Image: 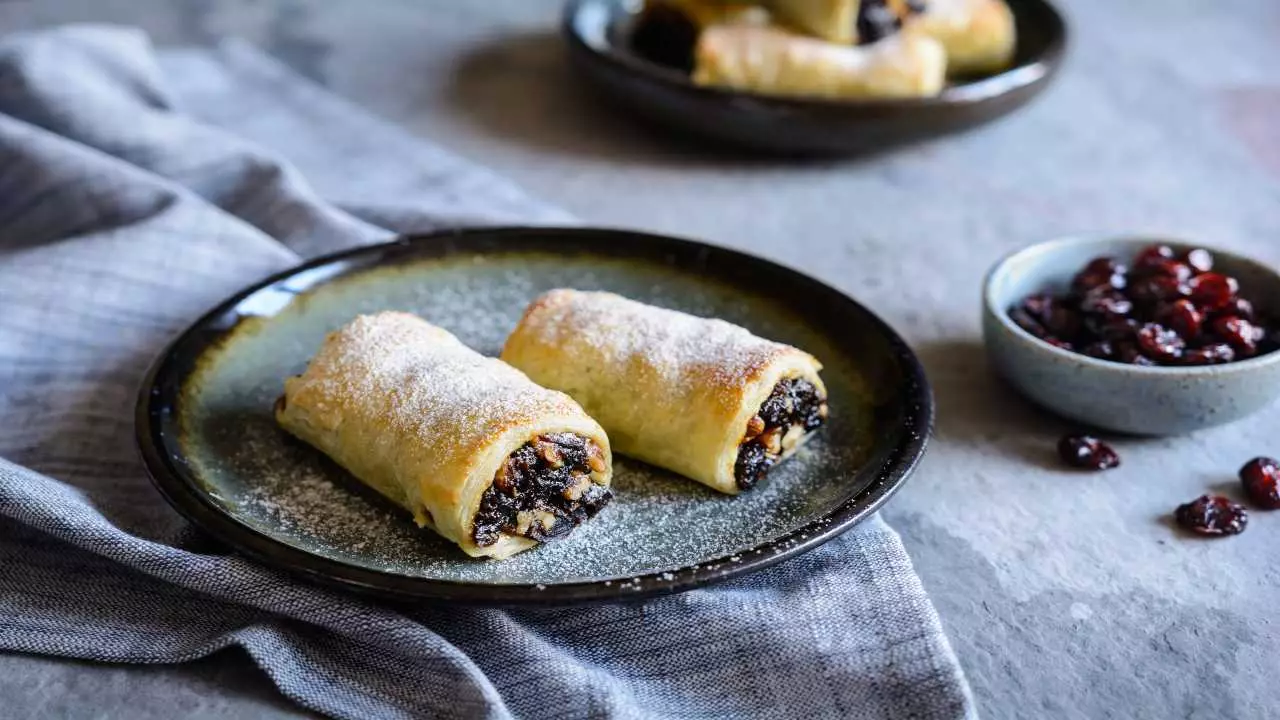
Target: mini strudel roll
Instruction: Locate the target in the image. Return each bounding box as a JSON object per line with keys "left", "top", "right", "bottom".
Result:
{"left": 275, "top": 312, "right": 613, "bottom": 559}
{"left": 692, "top": 23, "right": 946, "bottom": 99}
{"left": 767, "top": 0, "right": 1016, "bottom": 76}
{"left": 501, "top": 290, "right": 828, "bottom": 495}
{"left": 902, "top": 0, "right": 1016, "bottom": 76}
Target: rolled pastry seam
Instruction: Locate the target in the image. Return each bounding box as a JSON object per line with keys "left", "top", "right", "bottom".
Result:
{"left": 501, "top": 290, "right": 828, "bottom": 495}
{"left": 275, "top": 312, "right": 613, "bottom": 559}
{"left": 692, "top": 23, "right": 947, "bottom": 99}
{"left": 902, "top": 0, "right": 1016, "bottom": 76}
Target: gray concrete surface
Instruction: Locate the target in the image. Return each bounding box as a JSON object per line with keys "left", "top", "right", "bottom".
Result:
{"left": 2, "top": 0, "right": 1279, "bottom": 718}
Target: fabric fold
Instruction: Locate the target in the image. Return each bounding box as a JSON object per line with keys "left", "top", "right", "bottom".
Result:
{"left": 0, "top": 25, "right": 973, "bottom": 720}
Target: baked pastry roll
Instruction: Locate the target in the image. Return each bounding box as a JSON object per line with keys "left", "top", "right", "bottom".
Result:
{"left": 902, "top": 0, "right": 1016, "bottom": 76}
{"left": 501, "top": 290, "right": 828, "bottom": 495}
{"left": 275, "top": 311, "right": 613, "bottom": 559}
{"left": 766, "top": 0, "right": 901, "bottom": 45}
{"left": 768, "top": 0, "right": 1016, "bottom": 75}
{"left": 692, "top": 22, "right": 946, "bottom": 99}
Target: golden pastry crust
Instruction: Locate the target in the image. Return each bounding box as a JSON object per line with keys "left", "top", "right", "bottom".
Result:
{"left": 501, "top": 290, "right": 825, "bottom": 495}
{"left": 692, "top": 23, "right": 947, "bottom": 99}
{"left": 767, "top": 0, "right": 860, "bottom": 44}
{"left": 906, "top": 0, "right": 1016, "bottom": 75}
{"left": 276, "top": 311, "right": 613, "bottom": 559}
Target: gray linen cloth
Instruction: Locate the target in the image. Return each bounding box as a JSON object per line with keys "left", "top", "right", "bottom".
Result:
{"left": 0, "top": 26, "right": 973, "bottom": 720}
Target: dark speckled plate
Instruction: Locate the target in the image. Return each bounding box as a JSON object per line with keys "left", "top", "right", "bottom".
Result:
{"left": 563, "top": 0, "right": 1067, "bottom": 155}
{"left": 137, "top": 227, "right": 931, "bottom": 604}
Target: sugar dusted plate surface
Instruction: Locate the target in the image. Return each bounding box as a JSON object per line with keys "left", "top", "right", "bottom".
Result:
{"left": 137, "top": 227, "right": 931, "bottom": 603}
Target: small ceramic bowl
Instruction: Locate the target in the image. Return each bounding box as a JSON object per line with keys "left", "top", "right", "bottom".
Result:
{"left": 982, "top": 235, "right": 1280, "bottom": 435}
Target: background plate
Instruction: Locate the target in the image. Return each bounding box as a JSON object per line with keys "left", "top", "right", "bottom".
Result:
{"left": 562, "top": 0, "right": 1068, "bottom": 155}
{"left": 137, "top": 227, "right": 932, "bottom": 603}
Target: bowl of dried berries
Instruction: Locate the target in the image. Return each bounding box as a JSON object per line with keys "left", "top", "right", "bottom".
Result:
{"left": 982, "top": 235, "right": 1280, "bottom": 434}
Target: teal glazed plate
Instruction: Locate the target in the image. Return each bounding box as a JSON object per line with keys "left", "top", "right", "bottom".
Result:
{"left": 136, "top": 227, "right": 932, "bottom": 604}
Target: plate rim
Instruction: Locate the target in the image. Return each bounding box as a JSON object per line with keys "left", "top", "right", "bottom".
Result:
{"left": 561, "top": 0, "right": 1069, "bottom": 110}
{"left": 135, "top": 226, "right": 934, "bottom": 605}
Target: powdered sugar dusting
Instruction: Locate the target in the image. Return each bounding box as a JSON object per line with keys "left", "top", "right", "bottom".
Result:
{"left": 287, "top": 312, "right": 579, "bottom": 462}
{"left": 523, "top": 289, "right": 795, "bottom": 390}
{"left": 180, "top": 250, "right": 878, "bottom": 584}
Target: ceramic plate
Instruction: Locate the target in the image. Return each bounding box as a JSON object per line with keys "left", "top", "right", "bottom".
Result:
{"left": 562, "top": 0, "right": 1067, "bottom": 155}
{"left": 137, "top": 227, "right": 931, "bottom": 603}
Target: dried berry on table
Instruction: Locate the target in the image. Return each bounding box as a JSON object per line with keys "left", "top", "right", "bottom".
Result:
{"left": 1239, "top": 457, "right": 1280, "bottom": 509}
{"left": 1057, "top": 434, "right": 1120, "bottom": 470}
{"left": 1174, "top": 495, "right": 1248, "bottom": 536}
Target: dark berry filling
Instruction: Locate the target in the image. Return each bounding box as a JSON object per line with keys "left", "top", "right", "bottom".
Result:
{"left": 1008, "top": 245, "right": 1277, "bottom": 367}
{"left": 734, "top": 378, "right": 827, "bottom": 490}
{"left": 856, "top": 0, "right": 902, "bottom": 44}
{"left": 472, "top": 433, "right": 611, "bottom": 547}
{"left": 1175, "top": 495, "right": 1248, "bottom": 536}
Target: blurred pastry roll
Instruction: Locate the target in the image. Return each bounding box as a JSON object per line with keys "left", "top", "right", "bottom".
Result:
{"left": 767, "top": 0, "right": 1016, "bottom": 75}
{"left": 901, "top": 0, "right": 1016, "bottom": 76}
{"left": 276, "top": 311, "right": 613, "bottom": 559}
{"left": 692, "top": 22, "right": 946, "bottom": 98}
{"left": 502, "top": 290, "right": 828, "bottom": 495}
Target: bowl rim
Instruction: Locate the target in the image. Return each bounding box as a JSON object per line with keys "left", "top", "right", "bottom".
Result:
{"left": 983, "top": 234, "right": 1280, "bottom": 376}
{"left": 560, "top": 0, "right": 1069, "bottom": 111}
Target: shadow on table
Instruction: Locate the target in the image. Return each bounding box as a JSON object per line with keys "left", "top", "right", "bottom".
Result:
{"left": 916, "top": 337, "right": 1186, "bottom": 469}
{"left": 443, "top": 30, "right": 886, "bottom": 169}
{"left": 913, "top": 337, "right": 1073, "bottom": 471}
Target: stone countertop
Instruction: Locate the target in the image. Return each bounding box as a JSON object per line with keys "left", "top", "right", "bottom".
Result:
{"left": 2, "top": 0, "right": 1279, "bottom": 718}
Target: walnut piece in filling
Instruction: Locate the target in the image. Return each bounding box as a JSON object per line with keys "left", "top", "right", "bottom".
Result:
{"left": 472, "top": 433, "right": 611, "bottom": 547}
{"left": 734, "top": 378, "right": 828, "bottom": 490}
